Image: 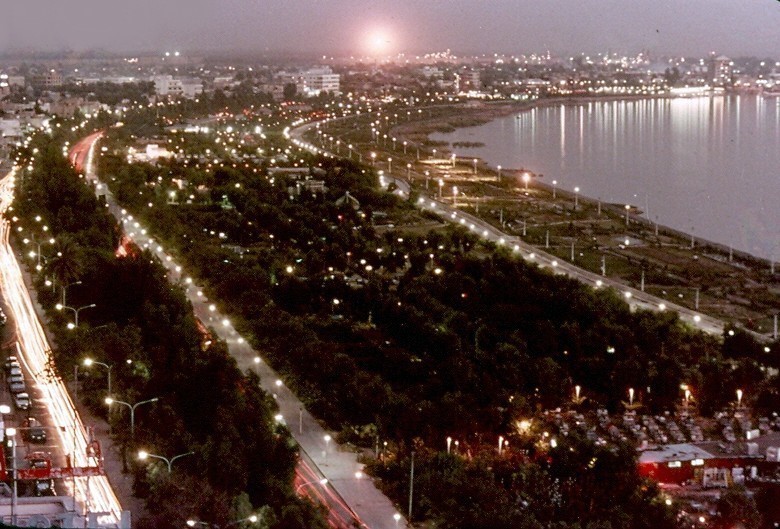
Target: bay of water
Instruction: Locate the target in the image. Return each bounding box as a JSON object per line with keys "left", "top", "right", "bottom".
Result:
{"left": 430, "top": 96, "right": 780, "bottom": 261}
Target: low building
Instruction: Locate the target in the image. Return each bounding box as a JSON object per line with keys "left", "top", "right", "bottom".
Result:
{"left": 638, "top": 442, "right": 761, "bottom": 486}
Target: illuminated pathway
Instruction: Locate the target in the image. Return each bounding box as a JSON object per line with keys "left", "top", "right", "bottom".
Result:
{"left": 287, "top": 119, "right": 725, "bottom": 337}
{"left": 74, "top": 137, "right": 408, "bottom": 529}
{"left": 0, "top": 168, "right": 125, "bottom": 527}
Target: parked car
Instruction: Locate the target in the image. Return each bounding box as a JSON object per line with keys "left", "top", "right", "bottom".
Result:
{"left": 8, "top": 380, "right": 25, "bottom": 394}
{"left": 8, "top": 366, "right": 22, "bottom": 378}
{"left": 4, "top": 356, "right": 18, "bottom": 371}
{"left": 13, "top": 392, "right": 30, "bottom": 411}
{"left": 8, "top": 374, "right": 23, "bottom": 385}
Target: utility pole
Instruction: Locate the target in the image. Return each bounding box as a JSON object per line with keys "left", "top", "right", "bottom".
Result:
{"left": 408, "top": 451, "right": 415, "bottom": 521}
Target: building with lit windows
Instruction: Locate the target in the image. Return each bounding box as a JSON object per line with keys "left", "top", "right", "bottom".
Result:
{"left": 709, "top": 55, "right": 732, "bottom": 86}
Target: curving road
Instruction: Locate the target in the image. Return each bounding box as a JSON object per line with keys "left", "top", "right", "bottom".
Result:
{"left": 287, "top": 119, "right": 725, "bottom": 337}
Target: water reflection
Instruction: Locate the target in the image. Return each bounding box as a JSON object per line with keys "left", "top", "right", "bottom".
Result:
{"left": 431, "top": 95, "right": 780, "bottom": 260}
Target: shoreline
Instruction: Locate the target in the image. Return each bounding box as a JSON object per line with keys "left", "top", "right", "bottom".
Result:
{"left": 391, "top": 95, "right": 778, "bottom": 268}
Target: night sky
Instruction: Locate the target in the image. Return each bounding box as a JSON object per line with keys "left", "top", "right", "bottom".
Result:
{"left": 1, "top": 0, "right": 778, "bottom": 57}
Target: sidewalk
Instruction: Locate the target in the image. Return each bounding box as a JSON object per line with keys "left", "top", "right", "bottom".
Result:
{"left": 88, "top": 141, "right": 408, "bottom": 528}
{"left": 16, "top": 245, "right": 146, "bottom": 522}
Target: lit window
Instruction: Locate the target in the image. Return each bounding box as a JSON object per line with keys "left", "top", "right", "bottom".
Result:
{"left": 667, "top": 461, "right": 682, "bottom": 468}
{"left": 691, "top": 459, "right": 704, "bottom": 467}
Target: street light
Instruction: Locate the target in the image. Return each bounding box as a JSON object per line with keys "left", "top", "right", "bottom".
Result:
{"left": 296, "top": 477, "right": 328, "bottom": 494}
{"left": 522, "top": 172, "right": 530, "bottom": 190}
{"left": 83, "top": 357, "right": 112, "bottom": 395}
{"left": 138, "top": 450, "right": 194, "bottom": 473}
{"left": 574, "top": 186, "right": 580, "bottom": 210}
{"left": 625, "top": 204, "right": 631, "bottom": 226}
{"left": 6, "top": 427, "right": 17, "bottom": 525}
{"left": 497, "top": 165, "right": 502, "bottom": 182}
{"left": 323, "top": 434, "right": 332, "bottom": 460}
{"left": 186, "top": 515, "right": 259, "bottom": 528}
{"left": 61, "top": 279, "right": 82, "bottom": 306}
{"left": 25, "top": 237, "right": 54, "bottom": 270}
{"left": 56, "top": 302, "right": 96, "bottom": 327}
{"left": 473, "top": 158, "right": 478, "bottom": 174}
{"left": 105, "top": 396, "right": 159, "bottom": 438}
{"left": 552, "top": 179, "right": 558, "bottom": 199}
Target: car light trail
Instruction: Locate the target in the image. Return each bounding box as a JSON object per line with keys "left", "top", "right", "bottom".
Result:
{"left": 0, "top": 168, "right": 123, "bottom": 525}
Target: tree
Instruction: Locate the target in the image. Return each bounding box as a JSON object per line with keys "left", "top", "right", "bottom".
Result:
{"left": 715, "top": 486, "right": 761, "bottom": 529}
{"left": 46, "top": 235, "right": 84, "bottom": 288}
{"left": 283, "top": 83, "right": 297, "bottom": 101}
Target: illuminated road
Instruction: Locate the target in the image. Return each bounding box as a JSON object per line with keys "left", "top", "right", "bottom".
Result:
{"left": 0, "top": 168, "right": 123, "bottom": 525}
{"left": 73, "top": 135, "right": 406, "bottom": 528}
{"left": 287, "top": 120, "right": 725, "bottom": 337}
{"left": 295, "top": 450, "right": 368, "bottom": 529}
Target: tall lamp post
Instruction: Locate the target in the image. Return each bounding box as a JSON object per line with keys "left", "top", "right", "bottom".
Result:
{"left": 61, "top": 279, "right": 82, "bottom": 306}
{"left": 83, "top": 358, "right": 112, "bottom": 395}
{"left": 138, "top": 450, "right": 194, "bottom": 473}
{"left": 6, "top": 427, "right": 17, "bottom": 525}
{"left": 56, "top": 302, "right": 96, "bottom": 328}
{"left": 105, "top": 396, "right": 159, "bottom": 438}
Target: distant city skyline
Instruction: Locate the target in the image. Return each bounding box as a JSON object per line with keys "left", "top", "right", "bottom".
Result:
{"left": 1, "top": 0, "right": 779, "bottom": 59}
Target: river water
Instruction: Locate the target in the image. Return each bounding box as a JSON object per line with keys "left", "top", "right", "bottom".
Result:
{"left": 430, "top": 96, "right": 780, "bottom": 261}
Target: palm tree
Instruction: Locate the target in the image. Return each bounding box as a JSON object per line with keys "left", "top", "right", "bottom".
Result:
{"left": 46, "top": 235, "right": 84, "bottom": 300}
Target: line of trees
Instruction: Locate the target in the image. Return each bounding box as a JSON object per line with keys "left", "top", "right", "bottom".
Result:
{"left": 12, "top": 133, "right": 327, "bottom": 529}
{"left": 88, "top": 94, "right": 778, "bottom": 527}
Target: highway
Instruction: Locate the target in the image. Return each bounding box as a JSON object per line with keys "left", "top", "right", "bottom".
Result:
{"left": 287, "top": 119, "right": 725, "bottom": 337}
{"left": 73, "top": 135, "right": 407, "bottom": 529}
{"left": 0, "top": 168, "right": 124, "bottom": 526}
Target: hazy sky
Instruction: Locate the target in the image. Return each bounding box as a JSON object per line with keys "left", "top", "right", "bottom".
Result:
{"left": 1, "top": 0, "right": 779, "bottom": 58}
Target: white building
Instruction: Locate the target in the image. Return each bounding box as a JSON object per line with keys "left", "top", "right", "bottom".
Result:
{"left": 153, "top": 75, "right": 183, "bottom": 97}
{"left": 180, "top": 78, "right": 203, "bottom": 99}
{"left": 153, "top": 75, "right": 202, "bottom": 99}
{"left": 294, "top": 67, "right": 340, "bottom": 97}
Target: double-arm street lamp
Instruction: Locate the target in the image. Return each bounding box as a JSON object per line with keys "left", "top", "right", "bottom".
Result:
{"left": 138, "top": 450, "right": 194, "bottom": 473}
{"left": 56, "top": 302, "right": 96, "bottom": 328}
{"left": 105, "top": 396, "right": 159, "bottom": 437}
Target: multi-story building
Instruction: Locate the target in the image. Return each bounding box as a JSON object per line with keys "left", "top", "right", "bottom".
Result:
{"left": 154, "top": 75, "right": 183, "bottom": 97}
{"left": 709, "top": 55, "right": 732, "bottom": 86}
{"left": 287, "top": 67, "right": 340, "bottom": 97}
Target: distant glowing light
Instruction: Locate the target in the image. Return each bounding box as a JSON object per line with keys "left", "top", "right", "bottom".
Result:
{"left": 366, "top": 29, "right": 392, "bottom": 55}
